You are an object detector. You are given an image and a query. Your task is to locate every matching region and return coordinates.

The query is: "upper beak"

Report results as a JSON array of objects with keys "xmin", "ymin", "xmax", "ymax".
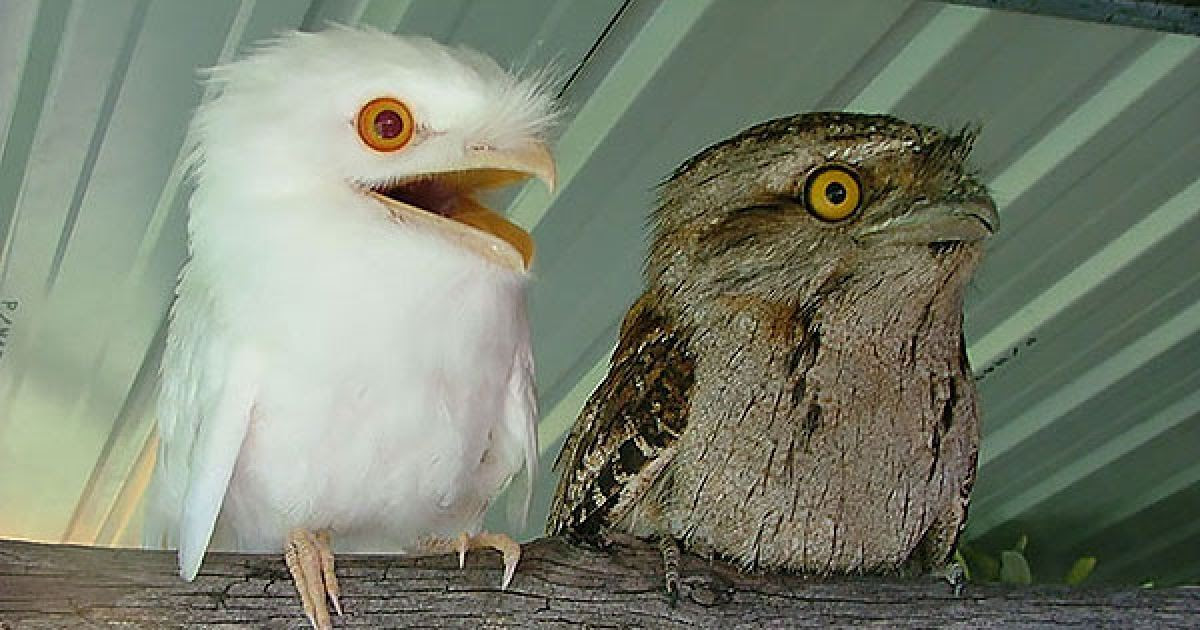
[
  {"xmin": 462, "ymin": 141, "xmax": 557, "ymax": 195},
  {"xmin": 857, "ymin": 196, "xmax": 998, "ymax": 246}
]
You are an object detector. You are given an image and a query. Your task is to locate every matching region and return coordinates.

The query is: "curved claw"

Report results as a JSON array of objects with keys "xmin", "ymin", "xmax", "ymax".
[
  {"xmin": 475, "ymin": 532, "xmax": 521, "ymax": 590},
  {"xmin": 457, "ymin": 532, "xmax": 470, "ymax": 569},
  {"xmin": 285, "ymin": 528, "xmax": 340, "ymax": 630},
  {"xmin": 424, "ymin": 531, "xmax": 523, "ymax": 589},
  {"xmin": 501, "ymin": 544, "xmax": 519, "ymax": 591},
  {"xmin": 315, "ymin": 529, "xmax": 342, "ymax": 615},
  {"xmin": 466, "ymin": 532, "xmax": 522, "ymax": 589}
]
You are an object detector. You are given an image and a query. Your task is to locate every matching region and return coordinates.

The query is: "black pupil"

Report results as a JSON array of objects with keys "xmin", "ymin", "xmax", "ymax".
[
  {"xmin": 374, "ymin": 109, "xmax": 405, "ymax": 139},
  {"xmin": 825, "ymin": 181, "xmax": 848, "ymax": 205}
]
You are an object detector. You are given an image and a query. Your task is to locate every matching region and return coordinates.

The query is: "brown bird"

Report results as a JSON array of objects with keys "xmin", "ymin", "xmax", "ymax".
[{"xmin": 547, "ymin": 112, "xmax": 996, "ymax": 593}]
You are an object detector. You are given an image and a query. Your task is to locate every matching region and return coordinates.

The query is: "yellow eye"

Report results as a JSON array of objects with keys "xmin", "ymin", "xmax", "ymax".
[
  {"xmin": 356, "ymin": 97, "xmax": 415, "ymax": 152},
  {"xmin": 804, "ymin": 165, "xmax": 862, "ymax": 222}
]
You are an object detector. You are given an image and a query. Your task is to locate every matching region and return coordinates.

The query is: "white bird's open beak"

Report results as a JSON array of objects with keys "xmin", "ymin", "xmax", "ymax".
[{"xmin": 366, "ymin": 141, "xmax": 556, "ymax": 272}]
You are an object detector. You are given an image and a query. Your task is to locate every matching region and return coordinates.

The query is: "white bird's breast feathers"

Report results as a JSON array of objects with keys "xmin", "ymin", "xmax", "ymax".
[{"xmin": 178, "ymin": 214, "xmax": 533, "ymax": 552}]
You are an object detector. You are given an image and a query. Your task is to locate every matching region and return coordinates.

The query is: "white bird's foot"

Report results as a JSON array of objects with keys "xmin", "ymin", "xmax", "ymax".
[
  {"xmin": 426, "ymin": 531, "xmax": 522, "ymax": 589},
  {"xmin": 284, "ymin": 528, "xmax": 342, "ymax": 630}
]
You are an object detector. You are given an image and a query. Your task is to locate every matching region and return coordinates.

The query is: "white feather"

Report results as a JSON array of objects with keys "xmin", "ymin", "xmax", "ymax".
[{"xmin": 144, "ymin": 28, "xmax": 549, "ymax": 579}]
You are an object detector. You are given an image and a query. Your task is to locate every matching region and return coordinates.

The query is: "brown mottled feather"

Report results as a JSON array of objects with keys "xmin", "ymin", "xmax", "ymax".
[{"xmin": 548, "ymin": 292, "xmax": 695, "ymax": 539}]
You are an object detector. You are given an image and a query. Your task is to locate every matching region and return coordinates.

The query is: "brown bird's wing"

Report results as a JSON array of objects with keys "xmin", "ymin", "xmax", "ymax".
[
  {"xmin": 547, "ymin": 292, "xmax": 695, "ymax": 540},
  {"xmin": 907, "ymin": 333, "xmax": 980, "ymax": 573}
]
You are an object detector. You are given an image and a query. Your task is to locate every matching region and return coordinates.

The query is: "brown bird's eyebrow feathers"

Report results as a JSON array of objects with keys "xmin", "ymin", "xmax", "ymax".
[{"xmin": 665, "ymin": 111, "xmax": 978, "ymax": 185}]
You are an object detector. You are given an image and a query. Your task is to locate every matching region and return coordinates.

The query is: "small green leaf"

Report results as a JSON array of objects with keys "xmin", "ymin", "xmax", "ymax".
[
  {"xmin": 953, "ymin": 550, "xmax": 972, "ymax": 582},
  {"xmin": 1013, "ymin": 533, "xmax": 1028, "ymax": 554},
  {"xmin": 960, "ymin": 543, "xmax": 1000, "ymax": 582},
  {"xmin": 1000, "ymin": 550, "xmax": 1032, "ymax": 585},
  {"xmin": 1064, "ymin": 556, "xmax": 1096, "ymax": 585}
]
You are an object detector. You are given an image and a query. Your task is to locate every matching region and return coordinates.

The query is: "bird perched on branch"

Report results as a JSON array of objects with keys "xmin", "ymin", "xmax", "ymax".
[
  {"xmin": 144, "ymin": 28, "xmax": 555, "ymax": 629},
  {"xmin": 549, "ymin": 112, "xmax": 996, "ymax": 595}
]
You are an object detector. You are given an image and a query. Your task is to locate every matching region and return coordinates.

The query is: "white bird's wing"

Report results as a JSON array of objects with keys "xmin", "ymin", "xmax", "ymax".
[
  {"xmin": 501, "ymin": 298, "xmax": 539, "ymax": 528},
  {"xmin": 144, "ymin": 270, "xmax": 259, "ymax": 580}
]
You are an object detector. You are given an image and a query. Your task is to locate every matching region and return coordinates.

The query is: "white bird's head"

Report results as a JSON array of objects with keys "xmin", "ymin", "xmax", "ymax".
[{"xmin": 189, "ymin": 27, "xmax": 557, "ymax": 271}]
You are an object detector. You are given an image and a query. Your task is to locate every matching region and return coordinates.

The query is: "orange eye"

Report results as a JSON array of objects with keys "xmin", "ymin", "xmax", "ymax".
[{"xmin": 357, "ymin": 97, "xmax": 415, "ymax": 152}]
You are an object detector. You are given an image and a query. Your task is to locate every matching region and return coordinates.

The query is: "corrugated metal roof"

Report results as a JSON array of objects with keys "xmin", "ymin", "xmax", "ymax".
[{"xmin": 0, "ymin": 0, "xmax": 1196, "ymax": 586}]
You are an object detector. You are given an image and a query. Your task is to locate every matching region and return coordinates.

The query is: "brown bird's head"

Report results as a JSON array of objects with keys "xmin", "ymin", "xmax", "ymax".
[{"xmin": 648, "ymin": 112, "xmax": 996, "ymax": 316}]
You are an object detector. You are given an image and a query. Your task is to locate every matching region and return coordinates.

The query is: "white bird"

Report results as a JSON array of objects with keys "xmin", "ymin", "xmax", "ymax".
[{"xmin": 143, "ymin": 27, "xmax": 556, "ymax": 629}]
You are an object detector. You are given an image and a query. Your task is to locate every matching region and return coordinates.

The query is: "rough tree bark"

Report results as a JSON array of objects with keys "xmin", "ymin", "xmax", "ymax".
[{"xmin": 0, "ymin": 536, "xmax": 1196, "ymax": 628}]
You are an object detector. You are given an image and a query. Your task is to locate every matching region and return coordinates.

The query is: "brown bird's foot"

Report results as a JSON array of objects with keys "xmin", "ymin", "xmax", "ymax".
[
  {"xmin": 426, "ymin": 531, "xmax": 522, "ymax": 589},
  {"xmin": 938, "ymin": 559, "xmax": 968, "ymax": 597},
  {"xmin": 658, "ymin": 535, "xmax": 682, "ymax": 606},
  {"xmin": 284, "ymin": 528, "xmax": 342, "ymax": 630}
]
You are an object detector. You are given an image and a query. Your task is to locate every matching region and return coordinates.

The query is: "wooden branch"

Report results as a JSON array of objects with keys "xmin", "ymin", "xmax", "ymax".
[{"xmin": 1, "ymin": 536, "xmax": 1196, "ymax": 628}]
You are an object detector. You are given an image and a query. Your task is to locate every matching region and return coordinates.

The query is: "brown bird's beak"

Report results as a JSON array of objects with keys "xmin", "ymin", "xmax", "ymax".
[
  {"xmin": 366, "ymin": 141, "xmax": 556, "ymax": 272},
  {"xmin": 856, "ymin": 197, "xmax": 998, "ymax": 246}
]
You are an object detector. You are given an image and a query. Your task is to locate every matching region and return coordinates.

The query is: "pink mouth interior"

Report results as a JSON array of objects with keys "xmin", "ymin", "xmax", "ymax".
[{"xmin": 373, "ymin": 177, "xmax": 463, "ymax": 218}]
